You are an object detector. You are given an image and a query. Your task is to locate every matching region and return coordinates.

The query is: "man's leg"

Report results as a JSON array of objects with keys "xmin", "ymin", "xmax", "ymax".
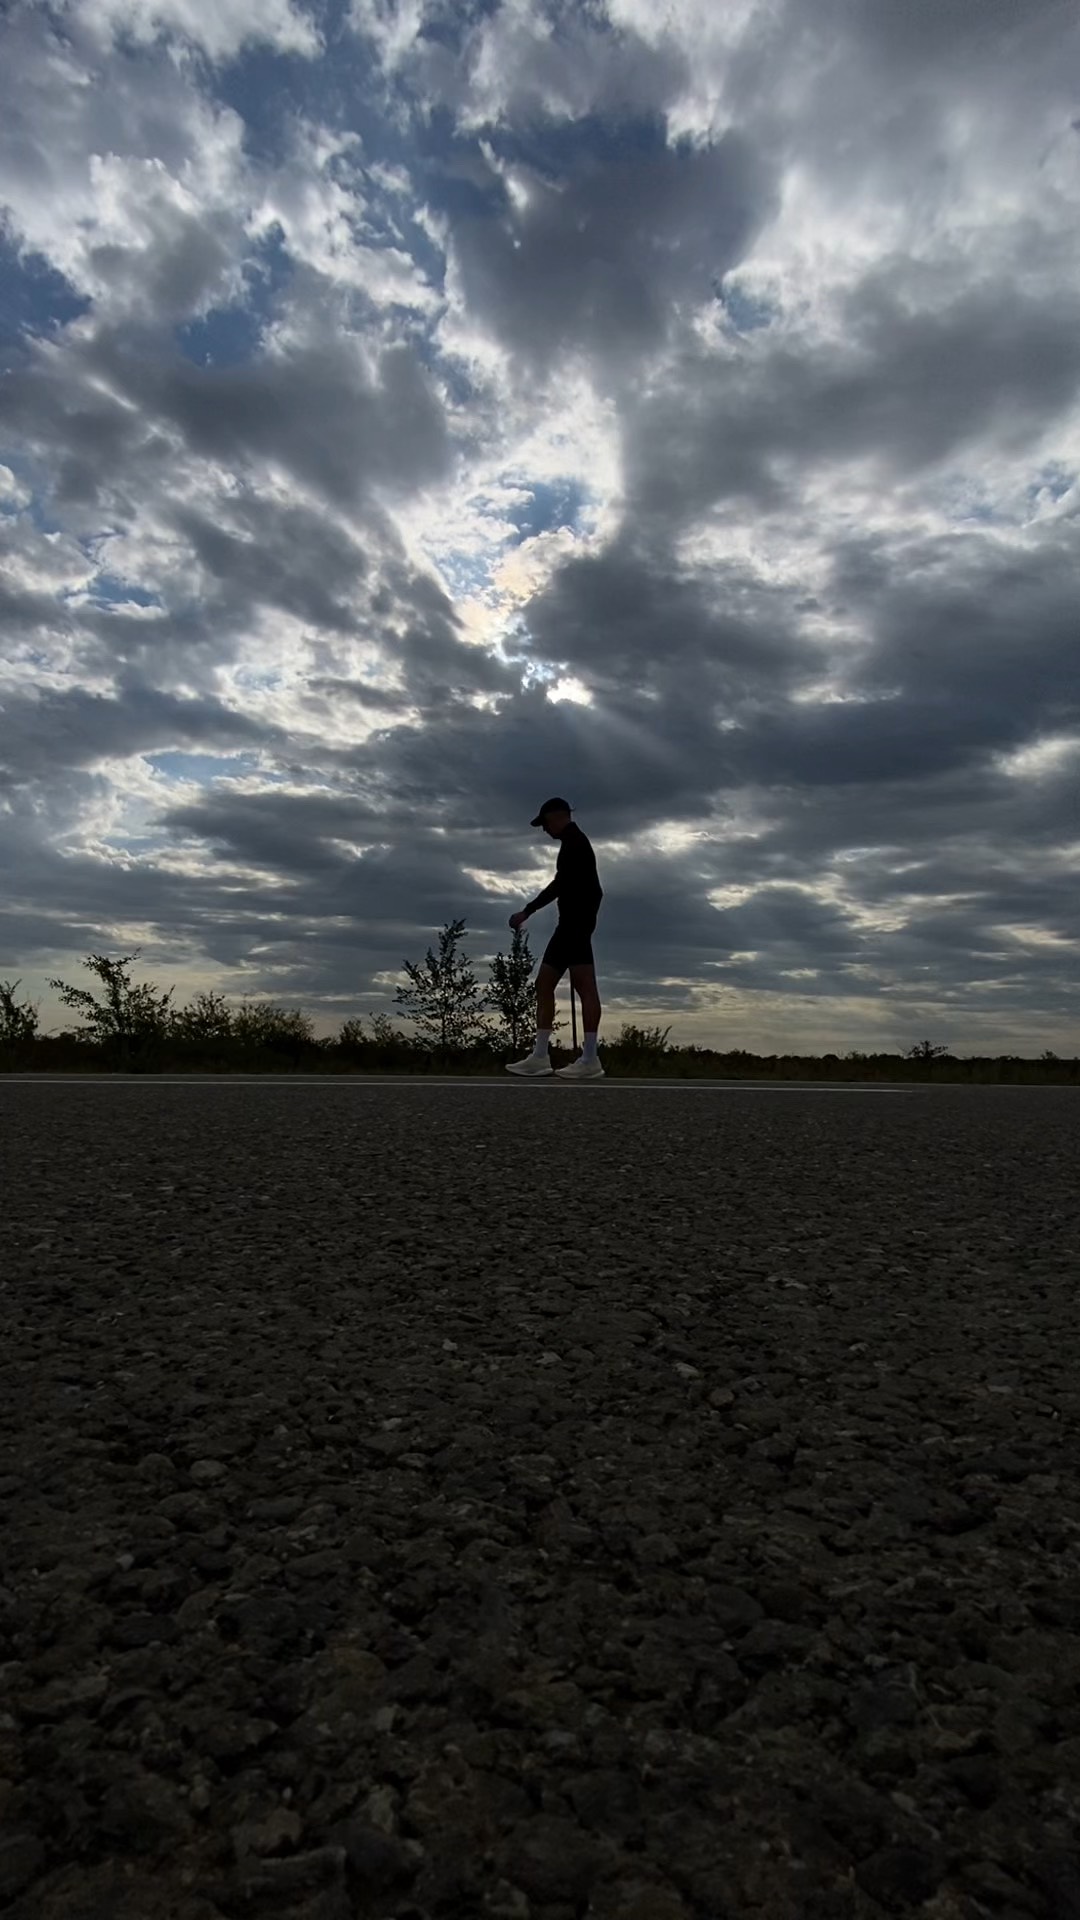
[
  {"xmin": 568, "ymin": 962, "xmax": 601, "ymax": 1060},
  {"xmin": 535, "ymin": 961, "xmax": 560, "ymax": 1035},
  {"xmin": 507, "ymin": 960, "xmax": 563, "ymax": 1075},
  {"xmin": 523, "ymin": 960, "xmax": 562, "ymax": 1059}
]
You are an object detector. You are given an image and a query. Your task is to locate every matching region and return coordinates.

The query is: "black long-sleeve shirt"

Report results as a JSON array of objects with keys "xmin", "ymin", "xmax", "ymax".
[{"xmin": 525, "ymin": 822, "xmax": 603, "ymax": 922}]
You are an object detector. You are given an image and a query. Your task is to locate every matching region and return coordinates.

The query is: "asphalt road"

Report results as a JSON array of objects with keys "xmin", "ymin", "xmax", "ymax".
[{"xmin": 1, "ymin": 1081, "xmax": 1077, "ymax": 1920}]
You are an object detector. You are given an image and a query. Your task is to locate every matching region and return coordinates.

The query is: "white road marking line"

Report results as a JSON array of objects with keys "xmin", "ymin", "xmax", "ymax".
[{"xmin": 3, "ymin": 1076, "xmax": 920, "ymax": 1090}]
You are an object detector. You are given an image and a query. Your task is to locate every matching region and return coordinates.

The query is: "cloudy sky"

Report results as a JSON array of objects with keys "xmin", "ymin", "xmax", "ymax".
[{"xmin": 1, "ymin": 0, "xmax": 1078, "ymax": 1053}]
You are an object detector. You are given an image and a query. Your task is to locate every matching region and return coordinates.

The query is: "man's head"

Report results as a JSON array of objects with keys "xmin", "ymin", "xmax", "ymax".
[{"xmin": 531, "ymin": 796, "xmax": 573, "ymax": 837}]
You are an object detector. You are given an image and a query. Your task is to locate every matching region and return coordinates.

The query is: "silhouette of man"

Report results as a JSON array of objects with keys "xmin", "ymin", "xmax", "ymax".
[{"xmin": 507, "ymin": 797, "xmax": 604, "ymax": 1080}]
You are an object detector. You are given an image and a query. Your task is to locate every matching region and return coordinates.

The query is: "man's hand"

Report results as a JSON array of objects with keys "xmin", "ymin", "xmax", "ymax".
[{"xmin": 509, "ymin": 910, "xmax": 528, "ymax": 931}]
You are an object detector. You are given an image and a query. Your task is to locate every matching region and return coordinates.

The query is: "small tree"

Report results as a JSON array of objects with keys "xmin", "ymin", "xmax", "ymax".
[
  {"xmin": 394, "ymin": 918, "xmax": 489, "ymax": 1052},
  {"xmin": 341, "ymin": 1012, "xmax": 411, "ymax": 1047},
  {"xmin": 485, "ymin": 925, "xmax": 538, "ymax": 1054},
  {"xmin": 0, "ymin": 979, "xmax": 39, "ymax": 1053},
  {"xmin": 170, "ymin": 989, "xmax": 233, "ymax": 1045},
  {"xmin": 48, "ymin": 952, "xmax": 173, "ymax": 1064},
  {"xmin": 368, "ymin": 1012, "xmax": 405, "ymax": 1049},
  {"xmin": 906, "ymin": 1040, "xmax": 948, "ymax": 1061}
]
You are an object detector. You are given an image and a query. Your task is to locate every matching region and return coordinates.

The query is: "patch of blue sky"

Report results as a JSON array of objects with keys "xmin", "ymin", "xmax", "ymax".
[
  {"xmin": 0, "ymin": 229, "xmax": 90, "ymax": 369},
  {"xmin": 116, "ymin": 833, "xmax": 174, "ymax": 856},
  {"xmin": 719, "ymin": 279, "xmax": 776, "ymax": 333},
  {"xmin": 147, "ymin": 750, "xmax": 262, "ymax": 782},
  {"xmin": 505, "ymin": 478, "xmax": 587, "ymax": 544},
  {"xmin": 176, "ymin": 226, "xmax": 292, "ymax": 367},
  {"xmin": 428, "ymin": 547, "xmax": 499, "ymax": 600},
  {"xmin": 233, "ymin": 668, "xmax": 283, "ymax": 693},
  {"xmin": 409, "ymin": 0, "xmax": 502, "ymax": 55},
  {"xmin": 177, "ymin": 299, "xmax": 265, "ymax": 370},
  {"xmin": 487, "ymin": 108, "xmax": 671, "ymax": 184},
  {"xmin": 212, "ymin": 0, "xmax": 360, "ymax": 167},
  {"xmin": 8, "ymin": 483, "xmax": 73, "ymax": 538},
  {"xmin": 426, "ymin": 350, "xmax": 481, "ymax": 410},
  {"xmin": 213, "ymin": 3, "xmax": 419, "ymax": 203},
  {"xmin": 210, "ymin": 35, "xmax": 449, "ymax": 317},
  {"xmin": 83, "ymin": 575, "xmax": 161, "ymax": 609},
  {"xmin": 0, "ymin": 464, "xmax": 28, "ymax": 513},
  {"xmin": 1027, "ymin": 464, "xmax": 1074, "ymax": 504},
  {"xmin": 409, "ymin": 110, "xmax": 653, "ymax": 249},
  {"xmin": 415, "ymin": 118, "xmax": 509, "ymax": 225},
  {"xmin": 521, "ymin": 658, "xmax": 561, "ymax": 689},
  {"xmin": 15, "ymin": 647, "xmax": 56, "ymax": 675}
]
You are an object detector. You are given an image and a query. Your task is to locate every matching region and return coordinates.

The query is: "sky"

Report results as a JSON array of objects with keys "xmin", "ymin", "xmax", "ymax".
[{"xmin": 1, "ymin": 0, "xmax": 1078, "ymax": 1055}]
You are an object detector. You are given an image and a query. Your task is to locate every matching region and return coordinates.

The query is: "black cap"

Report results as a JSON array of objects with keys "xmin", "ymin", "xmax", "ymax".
[{"xmin": 531, "ymin": 796, "xmax": 572, "ymax": 826}]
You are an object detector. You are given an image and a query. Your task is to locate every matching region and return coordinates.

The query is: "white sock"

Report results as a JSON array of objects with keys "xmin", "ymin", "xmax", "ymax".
[
  {"xmin": 582, "ymin": 1032, "xmax": 598, "ymax": 1062},
  {"xmin": 532, "ymin": 1028, "xmax": 552, "ymax": 1057}
]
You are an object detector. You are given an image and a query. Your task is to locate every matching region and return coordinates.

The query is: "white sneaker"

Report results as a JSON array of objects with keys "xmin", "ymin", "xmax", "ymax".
[
  {"xmin": 556, "ymin": 1057, "xmax": 605, "ymax": 1080},
  {"xmin": 506, "ymin": 1052, "xmax": 554, "ymax": 1076}
]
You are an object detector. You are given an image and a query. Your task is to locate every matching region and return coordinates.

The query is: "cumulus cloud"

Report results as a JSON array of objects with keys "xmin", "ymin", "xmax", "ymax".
[
  {"xmin": 1, "ymin": 0, "xmax": 1078, "ymax": 1051},
  {"xmin": 69, "ymin": 0, "xmax": 321, "ymax": 62}
]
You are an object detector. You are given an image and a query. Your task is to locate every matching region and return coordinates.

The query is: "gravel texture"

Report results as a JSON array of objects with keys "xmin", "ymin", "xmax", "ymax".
[{"xmin": 1, "ymin": 1080, "xmax": 1078, "ymax": 1920}]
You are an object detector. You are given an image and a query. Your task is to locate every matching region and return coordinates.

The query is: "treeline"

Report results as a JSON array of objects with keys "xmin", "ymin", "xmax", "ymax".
[
  {"xmin": 0, "ymin": 921, "xmax": 1076, "ymax": 1081},
  {"xmin": 1, "ymin": 920, "xmax": 550, "ymax": 1075}
]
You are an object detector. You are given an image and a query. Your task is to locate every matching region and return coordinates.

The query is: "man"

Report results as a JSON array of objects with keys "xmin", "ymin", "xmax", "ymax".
[{"xmin": 506, "ymin": 797, "xmax": 604, "ymax": 1081}]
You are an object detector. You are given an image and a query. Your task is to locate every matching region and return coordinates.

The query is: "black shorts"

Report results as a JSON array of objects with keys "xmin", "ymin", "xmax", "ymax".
[{"xmin": 541, "ymin": 918, "xmax": 597, "ymax": 975}]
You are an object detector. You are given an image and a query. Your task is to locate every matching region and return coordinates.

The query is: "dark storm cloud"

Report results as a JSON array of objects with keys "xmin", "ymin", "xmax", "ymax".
[
  {"xmin": 696, "ymin": 520, "xmax": 1080, "ymax": 797},
  {"xmin": 846, "ymin": 529, "xmax": 1080, "ymax": 726},
  {"xmin": 0, "ymin": 324, "xmax": 450, "ymax": 517},
  {"xmin": 807, "ymin": 0, "xmax": 1074, "ymax": 86},
  {"xmin": 722, "ymin": 753, "xmax": 1080, "ymax": 899},
  {"xmin": 0, "ymin": 685, "xmax": 273, "ymax": 781},
  {"xmin": 0, "ymin": 763, "xmax": 575, "ymax": 1016},
  {"xmin": 151, "ymin": 785, "xmax": 527, "ymax": 961},
  {"xmin": 705, "ymin": 882, "xmax": 863, "ymax": 968},
  {"xmin": 158, "ymin": 787, "xmax": 374, "ymax": 875},
  {"xmin": 144, "ymin": 340, "xmax": 450, "ymax": 508},
  {"xmin": 445, "ymin": 120, "xmax": 777, "ymax": 373},
  {"xmin": 86, "ymin": 200, "xmax": 241, "ymax": 323},
  {"xmin": 726, "ymin": 0, "xmax": 1080, "ymax": 205},
  {"xmin": 343, "ymin": 678, "xmax": 716, "ymax": 837},
  {"xmin": 624, "ymin": 285, "xmax": 1080, "ymax": 524},
  {"xmin": 172, "ymin": 499, "xmax": 371, "ymax": 635},
  {"xmin": 144, "ymin": 774, "xmax": 742, "ymax": 999},
  {"xmin": 722, "ymin": 698, "xmax": 989, "ymax": 792},
  {"xmin": 0, "ymin": 340, "xmax": 170, "ymax": 518},
  {"xmin": 0, "ymin": 572, "xmax": 68, "ymax": 638},
  {"xmin": 307, "ymin": 676, "xmax": 408, "ymax": 712},
  {"xmin": 522, "ymin": 533, "xmax": 808, "ymax": 693}
]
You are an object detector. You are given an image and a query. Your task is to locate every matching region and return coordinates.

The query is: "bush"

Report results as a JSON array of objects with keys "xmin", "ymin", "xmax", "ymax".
[
  {"xmin": 608, "ymin": 1022, "xmax": 672, "ymax": 1064},
  {"xmin": 230, "ymin": 1000, "xmax": 315, "ymax": 1055},
  {"xmin": 0, "ymin": 980, "xmax": 39, "ymax": 1063}
]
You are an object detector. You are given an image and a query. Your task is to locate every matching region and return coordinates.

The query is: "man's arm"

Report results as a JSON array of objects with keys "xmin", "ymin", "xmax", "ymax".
[
  {"xmin": 523, "ymin": 875, "xmax": 560, "ymax": 917},
  {"xmin": 510, "ymin": 872, "xmax": 559, "ymax": 929}
]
